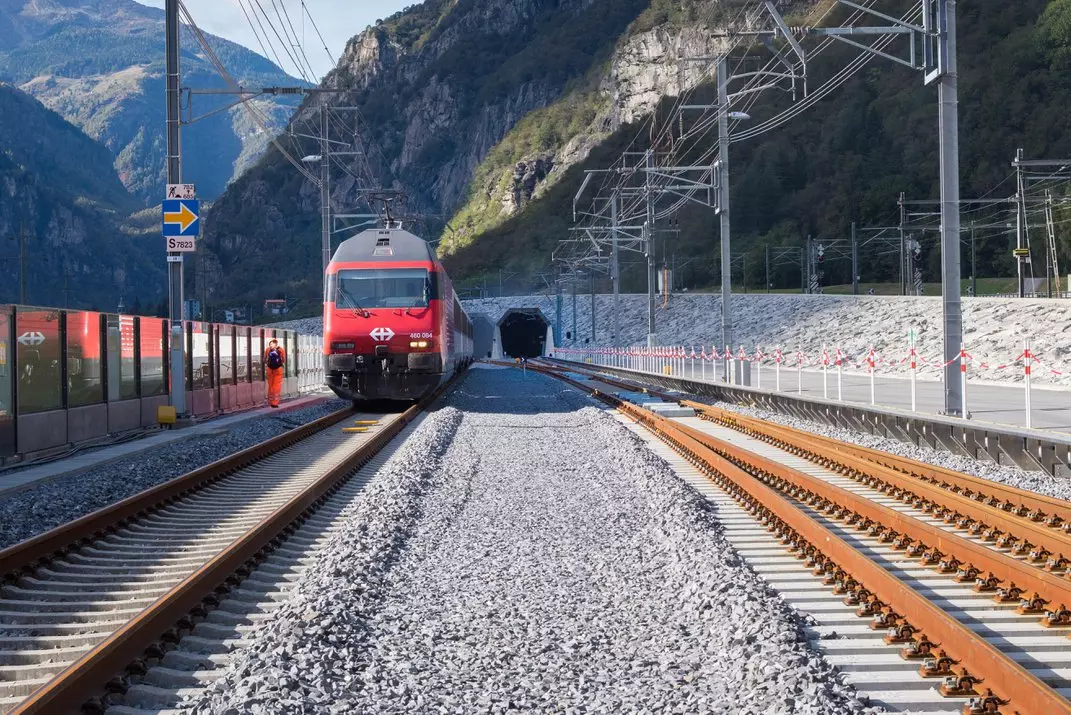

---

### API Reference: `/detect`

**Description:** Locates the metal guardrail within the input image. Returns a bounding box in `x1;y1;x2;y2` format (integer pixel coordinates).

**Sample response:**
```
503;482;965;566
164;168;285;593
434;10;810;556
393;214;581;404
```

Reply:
550;358;1071;478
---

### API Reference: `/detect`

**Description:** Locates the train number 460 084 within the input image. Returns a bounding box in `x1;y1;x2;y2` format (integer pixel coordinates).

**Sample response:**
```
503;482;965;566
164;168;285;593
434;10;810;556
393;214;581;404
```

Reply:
409;332;433;339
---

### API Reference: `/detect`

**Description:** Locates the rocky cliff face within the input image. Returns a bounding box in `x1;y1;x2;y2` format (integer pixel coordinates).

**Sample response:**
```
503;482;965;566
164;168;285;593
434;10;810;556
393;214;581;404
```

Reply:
201;0;646;310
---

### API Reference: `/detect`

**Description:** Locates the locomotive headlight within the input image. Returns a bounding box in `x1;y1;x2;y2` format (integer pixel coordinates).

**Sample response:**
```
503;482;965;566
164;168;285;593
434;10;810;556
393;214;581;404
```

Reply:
332;342;355;351
409;340;431;349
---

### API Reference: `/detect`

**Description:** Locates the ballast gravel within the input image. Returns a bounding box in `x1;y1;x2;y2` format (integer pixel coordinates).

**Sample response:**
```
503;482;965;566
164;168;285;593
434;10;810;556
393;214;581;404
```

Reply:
187;366;871;715
0;398;345;549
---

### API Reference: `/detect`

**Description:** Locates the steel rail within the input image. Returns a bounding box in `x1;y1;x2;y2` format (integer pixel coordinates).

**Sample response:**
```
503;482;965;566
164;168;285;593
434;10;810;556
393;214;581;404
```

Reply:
691;427;1071;610
0;406;353;583
559;363;1071;615
532;364;1071;715
9;374;459;713
691;404;1071;529
691;407;1071;580
539;363;1071;581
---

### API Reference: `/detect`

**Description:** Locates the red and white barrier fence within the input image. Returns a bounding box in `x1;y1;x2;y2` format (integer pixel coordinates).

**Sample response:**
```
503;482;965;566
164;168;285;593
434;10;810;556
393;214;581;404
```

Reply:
552;336;1057;426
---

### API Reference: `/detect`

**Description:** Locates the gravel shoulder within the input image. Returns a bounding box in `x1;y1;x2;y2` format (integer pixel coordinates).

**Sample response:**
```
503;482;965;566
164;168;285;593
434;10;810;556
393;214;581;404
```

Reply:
0;399;347;550
187;366;869;715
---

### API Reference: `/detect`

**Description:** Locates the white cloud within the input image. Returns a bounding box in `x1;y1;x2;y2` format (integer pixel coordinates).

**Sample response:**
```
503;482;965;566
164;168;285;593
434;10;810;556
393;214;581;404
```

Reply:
135;0;412;79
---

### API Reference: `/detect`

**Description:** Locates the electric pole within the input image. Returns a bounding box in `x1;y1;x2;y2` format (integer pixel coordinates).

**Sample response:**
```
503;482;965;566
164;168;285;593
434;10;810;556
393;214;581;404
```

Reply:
898;191;906;296
645;148;655;347
1015;147;1027;298
937;0;964;415
610;190;620;344
320;102;332;282
765;244;770;293
15;221;31;305
717;56;732;380
590;269;596;343
851;222;859;295
571;276;577;341
165;0;186;416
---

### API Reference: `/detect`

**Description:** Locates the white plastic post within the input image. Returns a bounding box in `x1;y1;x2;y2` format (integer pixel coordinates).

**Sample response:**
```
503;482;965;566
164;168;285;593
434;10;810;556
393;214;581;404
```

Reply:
1025;338;1033;429
868;347;876;406
702;352;706;381
691;350;696;380
797;353;803;395
837;351;843;401
756;347;762;390
725;345;731;385
909;328;917;412
835;357;843;402
960;343;968;419
822;345;828;400
775;350;781;392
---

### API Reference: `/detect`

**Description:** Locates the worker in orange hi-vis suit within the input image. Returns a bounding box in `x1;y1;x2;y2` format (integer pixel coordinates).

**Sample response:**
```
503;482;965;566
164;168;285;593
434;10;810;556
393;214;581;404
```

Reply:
264;339;286;408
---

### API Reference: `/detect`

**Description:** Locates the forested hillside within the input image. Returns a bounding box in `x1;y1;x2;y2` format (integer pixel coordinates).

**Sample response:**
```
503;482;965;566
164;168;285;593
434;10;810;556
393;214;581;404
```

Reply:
443;0;1071;293
0;84;165;308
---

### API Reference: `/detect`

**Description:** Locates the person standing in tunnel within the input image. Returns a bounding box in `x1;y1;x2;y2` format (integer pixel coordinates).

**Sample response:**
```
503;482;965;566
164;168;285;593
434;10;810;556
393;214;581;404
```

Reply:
264;338;286;408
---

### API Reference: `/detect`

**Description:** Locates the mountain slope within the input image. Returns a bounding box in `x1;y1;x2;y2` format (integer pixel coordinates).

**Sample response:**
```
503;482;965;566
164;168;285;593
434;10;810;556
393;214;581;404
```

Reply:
0;0;306;202
199;0;658;311
0;83;165;308
441;0;1071;294
200;0;1071;315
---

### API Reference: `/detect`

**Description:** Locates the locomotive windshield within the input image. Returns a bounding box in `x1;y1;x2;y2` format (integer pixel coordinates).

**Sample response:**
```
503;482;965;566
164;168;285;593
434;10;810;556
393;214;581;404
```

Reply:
332;268;435;309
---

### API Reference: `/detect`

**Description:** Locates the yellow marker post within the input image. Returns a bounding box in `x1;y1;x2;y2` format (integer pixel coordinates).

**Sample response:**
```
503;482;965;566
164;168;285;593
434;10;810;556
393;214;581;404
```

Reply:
341;427;369;434
353;420;379;425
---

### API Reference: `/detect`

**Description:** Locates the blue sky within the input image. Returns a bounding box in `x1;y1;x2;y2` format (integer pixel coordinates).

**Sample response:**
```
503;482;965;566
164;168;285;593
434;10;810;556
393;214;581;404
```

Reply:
136;0;413;79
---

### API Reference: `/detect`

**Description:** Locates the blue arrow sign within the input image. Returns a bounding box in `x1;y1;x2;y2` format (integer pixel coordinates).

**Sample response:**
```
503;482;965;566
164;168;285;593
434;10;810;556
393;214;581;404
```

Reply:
162;199;200;237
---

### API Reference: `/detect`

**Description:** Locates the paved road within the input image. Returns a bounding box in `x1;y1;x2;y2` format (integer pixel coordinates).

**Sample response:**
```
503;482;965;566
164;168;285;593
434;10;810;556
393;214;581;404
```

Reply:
598;360;1071;435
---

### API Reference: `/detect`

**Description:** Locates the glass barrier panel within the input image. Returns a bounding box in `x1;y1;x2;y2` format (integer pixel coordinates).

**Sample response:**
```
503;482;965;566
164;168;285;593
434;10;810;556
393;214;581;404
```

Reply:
0;308;13;455
236;327;250;383
68;311;104;407
252;329;264;382
191;322;212;391
107;315;121;402
16;308;63;414
106;315;138;401
288;331;298;378
217;324;234;386
141;319;167;397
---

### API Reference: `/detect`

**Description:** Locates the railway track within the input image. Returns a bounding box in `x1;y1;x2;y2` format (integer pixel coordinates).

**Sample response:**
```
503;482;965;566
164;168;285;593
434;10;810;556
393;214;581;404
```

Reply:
532;360;1071;715
0;382;450;713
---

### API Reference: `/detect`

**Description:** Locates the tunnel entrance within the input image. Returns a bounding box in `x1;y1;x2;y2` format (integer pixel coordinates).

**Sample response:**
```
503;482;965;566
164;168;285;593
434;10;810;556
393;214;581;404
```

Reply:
499;309;549;358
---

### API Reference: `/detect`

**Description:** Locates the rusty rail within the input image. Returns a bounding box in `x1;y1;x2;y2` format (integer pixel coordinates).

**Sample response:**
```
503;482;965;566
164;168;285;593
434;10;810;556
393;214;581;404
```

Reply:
0;406;353;583
9;371;461;713
532;363;1071;715
691;404;1071;529
538;362;1071;588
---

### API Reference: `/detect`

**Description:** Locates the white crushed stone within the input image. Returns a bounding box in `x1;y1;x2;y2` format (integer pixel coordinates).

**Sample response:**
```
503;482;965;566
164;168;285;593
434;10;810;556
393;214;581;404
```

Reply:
185;368;872;715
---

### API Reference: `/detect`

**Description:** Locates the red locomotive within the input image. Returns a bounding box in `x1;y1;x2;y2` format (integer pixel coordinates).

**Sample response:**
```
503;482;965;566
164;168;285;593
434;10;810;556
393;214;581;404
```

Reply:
323;226;474;403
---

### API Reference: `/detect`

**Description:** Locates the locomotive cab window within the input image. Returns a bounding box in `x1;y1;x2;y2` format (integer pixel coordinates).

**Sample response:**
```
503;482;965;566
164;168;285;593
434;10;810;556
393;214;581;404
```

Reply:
330;269;437;309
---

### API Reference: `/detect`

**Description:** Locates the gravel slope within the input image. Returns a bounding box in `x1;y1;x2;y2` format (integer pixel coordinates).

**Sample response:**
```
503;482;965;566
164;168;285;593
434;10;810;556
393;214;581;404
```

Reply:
290;293;1071;384
0;399;346;549
187;367;870;715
